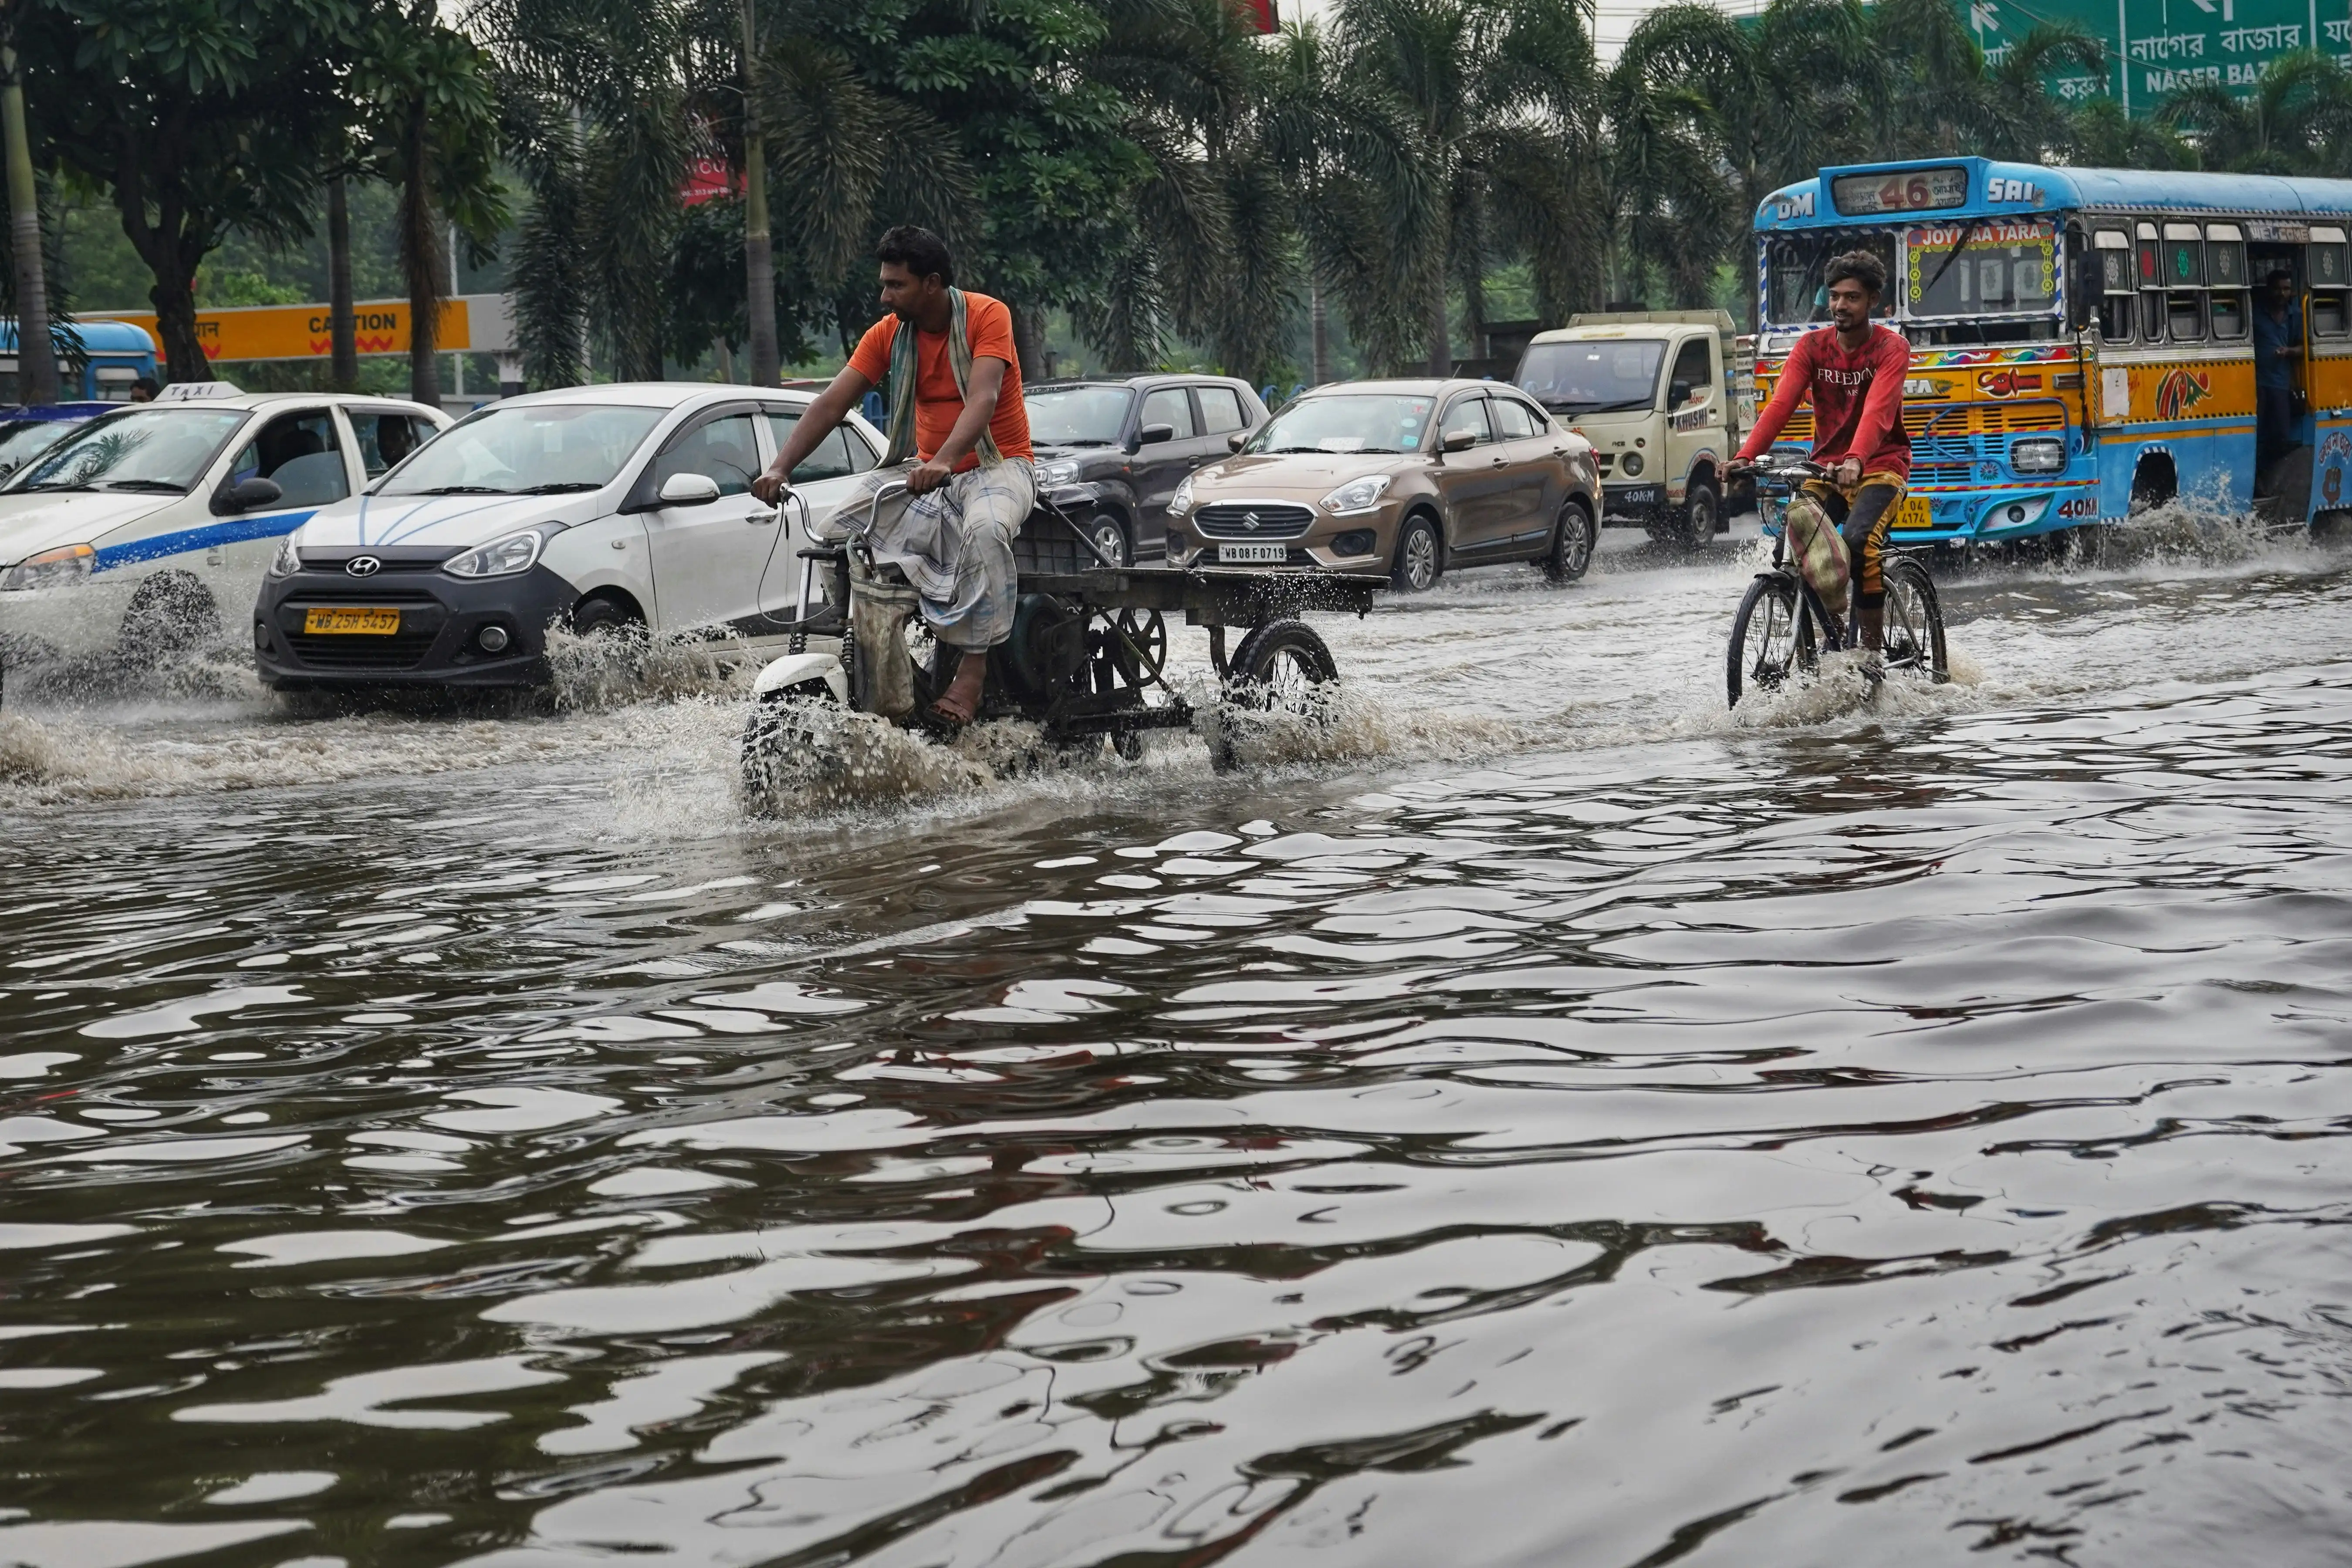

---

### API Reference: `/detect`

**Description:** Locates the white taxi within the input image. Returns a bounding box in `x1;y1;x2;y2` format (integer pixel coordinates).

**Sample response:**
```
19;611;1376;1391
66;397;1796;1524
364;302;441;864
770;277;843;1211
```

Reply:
0;385;450;660
253;383;887;689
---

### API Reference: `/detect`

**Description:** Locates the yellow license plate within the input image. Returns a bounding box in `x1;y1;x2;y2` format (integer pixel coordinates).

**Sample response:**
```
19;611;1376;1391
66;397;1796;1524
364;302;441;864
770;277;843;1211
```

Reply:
302;607;401;635
1893;494;1934;530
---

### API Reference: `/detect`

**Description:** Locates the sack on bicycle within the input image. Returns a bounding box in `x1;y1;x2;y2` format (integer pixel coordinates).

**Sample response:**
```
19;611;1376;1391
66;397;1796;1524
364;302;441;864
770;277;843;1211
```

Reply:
1782;488;1850;605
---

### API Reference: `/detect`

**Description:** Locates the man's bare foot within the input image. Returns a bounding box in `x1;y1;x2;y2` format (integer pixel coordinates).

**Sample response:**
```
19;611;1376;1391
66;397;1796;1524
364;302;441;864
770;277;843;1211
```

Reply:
931;650;986;724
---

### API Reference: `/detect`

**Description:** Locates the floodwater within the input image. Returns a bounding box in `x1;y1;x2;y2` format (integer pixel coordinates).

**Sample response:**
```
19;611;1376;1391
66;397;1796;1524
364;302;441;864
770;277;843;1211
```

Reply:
2;515;2349;1568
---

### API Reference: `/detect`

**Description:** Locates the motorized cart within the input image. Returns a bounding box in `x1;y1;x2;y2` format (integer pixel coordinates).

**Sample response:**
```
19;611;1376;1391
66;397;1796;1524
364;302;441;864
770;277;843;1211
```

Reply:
739;483;1382;804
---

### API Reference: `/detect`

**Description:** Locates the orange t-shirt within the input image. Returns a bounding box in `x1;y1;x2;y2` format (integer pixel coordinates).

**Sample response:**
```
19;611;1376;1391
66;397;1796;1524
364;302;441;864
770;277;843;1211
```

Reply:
846;292;1033;470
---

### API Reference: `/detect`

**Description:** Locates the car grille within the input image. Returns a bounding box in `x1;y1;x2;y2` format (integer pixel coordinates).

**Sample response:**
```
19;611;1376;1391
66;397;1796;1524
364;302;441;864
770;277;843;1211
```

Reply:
284;628;438;670
1194;502;1315;540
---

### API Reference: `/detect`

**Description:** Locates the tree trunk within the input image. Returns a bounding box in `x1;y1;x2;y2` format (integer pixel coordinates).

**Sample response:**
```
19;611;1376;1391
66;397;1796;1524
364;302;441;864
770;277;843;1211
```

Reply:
740;0;778;386
1309;271;1329;386
1425;253;1452;378
1011;301;1047;385
1;49;57;405
148;267;206;384
399;97;441;408
327;173;357;391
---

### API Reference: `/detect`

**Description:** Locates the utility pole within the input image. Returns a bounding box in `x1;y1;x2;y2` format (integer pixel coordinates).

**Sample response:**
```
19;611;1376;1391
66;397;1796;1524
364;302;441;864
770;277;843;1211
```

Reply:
740;0;779;385
1;43;58;406
327;173;358;390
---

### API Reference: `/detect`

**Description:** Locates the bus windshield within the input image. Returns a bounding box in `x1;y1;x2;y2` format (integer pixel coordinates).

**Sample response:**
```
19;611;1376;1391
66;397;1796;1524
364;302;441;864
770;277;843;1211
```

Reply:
1906;220;2056;318
1761;231;1899;326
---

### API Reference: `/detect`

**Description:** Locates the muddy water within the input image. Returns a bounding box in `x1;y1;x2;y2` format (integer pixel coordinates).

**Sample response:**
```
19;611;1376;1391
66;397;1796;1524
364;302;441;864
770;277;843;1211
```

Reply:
1;520;2349;1567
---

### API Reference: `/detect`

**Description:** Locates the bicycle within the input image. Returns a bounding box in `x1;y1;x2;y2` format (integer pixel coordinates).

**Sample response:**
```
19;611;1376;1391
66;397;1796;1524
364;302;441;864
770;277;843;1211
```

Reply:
1725;457;1949;707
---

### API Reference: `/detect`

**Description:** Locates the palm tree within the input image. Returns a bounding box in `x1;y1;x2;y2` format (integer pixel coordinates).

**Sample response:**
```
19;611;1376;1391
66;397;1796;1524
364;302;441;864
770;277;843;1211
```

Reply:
2156;50;2352;175
1601;21;1732;308
0;26;57;405
1328;0;1603;375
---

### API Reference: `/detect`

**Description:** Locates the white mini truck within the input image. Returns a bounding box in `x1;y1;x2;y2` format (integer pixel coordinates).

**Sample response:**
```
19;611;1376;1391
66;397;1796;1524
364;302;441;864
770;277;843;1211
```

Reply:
1512;310;1745;550
253;384;886;689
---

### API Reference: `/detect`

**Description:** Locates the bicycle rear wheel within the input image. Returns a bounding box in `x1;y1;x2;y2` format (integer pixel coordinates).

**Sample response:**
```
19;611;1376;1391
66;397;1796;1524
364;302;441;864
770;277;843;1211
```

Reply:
1727;573;1816;707
1880;556;1948;686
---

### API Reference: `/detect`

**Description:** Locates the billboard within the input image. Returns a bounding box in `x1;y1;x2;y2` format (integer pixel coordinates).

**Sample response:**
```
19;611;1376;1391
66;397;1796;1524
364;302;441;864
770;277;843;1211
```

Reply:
1967;0;2352;113
86;294;515;363
1237;0;1278;31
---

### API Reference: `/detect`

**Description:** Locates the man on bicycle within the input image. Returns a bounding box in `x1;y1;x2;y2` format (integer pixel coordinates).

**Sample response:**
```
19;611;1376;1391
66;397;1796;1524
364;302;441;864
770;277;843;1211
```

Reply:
1727;250;1910;674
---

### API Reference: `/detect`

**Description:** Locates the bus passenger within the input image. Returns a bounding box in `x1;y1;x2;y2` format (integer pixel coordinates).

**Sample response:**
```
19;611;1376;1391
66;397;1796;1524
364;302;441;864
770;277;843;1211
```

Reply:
1727;250;1911;677
2254;268;2301;481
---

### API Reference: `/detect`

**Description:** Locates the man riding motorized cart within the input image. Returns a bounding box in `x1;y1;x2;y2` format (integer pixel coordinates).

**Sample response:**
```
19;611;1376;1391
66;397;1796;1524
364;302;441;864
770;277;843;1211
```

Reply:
738;227;1380;800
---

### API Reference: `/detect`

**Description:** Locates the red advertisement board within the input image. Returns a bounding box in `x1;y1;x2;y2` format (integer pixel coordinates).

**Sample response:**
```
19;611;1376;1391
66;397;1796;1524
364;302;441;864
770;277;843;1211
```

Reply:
1237;0;1277;31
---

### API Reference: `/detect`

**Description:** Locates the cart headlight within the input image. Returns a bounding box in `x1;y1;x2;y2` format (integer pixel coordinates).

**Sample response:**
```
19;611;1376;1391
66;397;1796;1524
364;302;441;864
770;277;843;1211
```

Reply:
2011;438;2065;474
267;534;302;578
1320;474;1392;515
0;543;95;592
1169;476;1196;516
443;529;545;578
1035;458;1081;487
1618;451;1645;477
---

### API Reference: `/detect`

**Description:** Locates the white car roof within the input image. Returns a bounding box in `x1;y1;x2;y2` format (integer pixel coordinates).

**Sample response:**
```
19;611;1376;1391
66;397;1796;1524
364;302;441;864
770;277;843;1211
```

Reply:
142;390;447;416
492;382;818;411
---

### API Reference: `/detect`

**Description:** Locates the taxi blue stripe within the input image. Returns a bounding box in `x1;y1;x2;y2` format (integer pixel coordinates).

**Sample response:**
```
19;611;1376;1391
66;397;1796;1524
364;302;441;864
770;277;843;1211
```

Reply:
91;510;319;572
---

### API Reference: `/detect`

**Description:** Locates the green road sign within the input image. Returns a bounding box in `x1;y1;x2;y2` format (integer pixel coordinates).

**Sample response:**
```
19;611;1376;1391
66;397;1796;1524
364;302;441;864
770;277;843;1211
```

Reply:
1967;0;2352;114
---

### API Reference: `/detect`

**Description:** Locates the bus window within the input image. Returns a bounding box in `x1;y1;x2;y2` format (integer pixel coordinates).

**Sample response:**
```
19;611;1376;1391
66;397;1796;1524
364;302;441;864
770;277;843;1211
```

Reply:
2205;229;2245;287
2095;230;2133;341
2168;292;2206;341
2162;224;2203;287
2210;291;2248;339
2315;294;2350;338
2312;231;2349;338
2140;290;2166;341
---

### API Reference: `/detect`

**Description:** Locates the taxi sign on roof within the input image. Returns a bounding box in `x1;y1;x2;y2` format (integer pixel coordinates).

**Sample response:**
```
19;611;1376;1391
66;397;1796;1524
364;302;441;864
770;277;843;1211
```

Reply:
155;381;245;401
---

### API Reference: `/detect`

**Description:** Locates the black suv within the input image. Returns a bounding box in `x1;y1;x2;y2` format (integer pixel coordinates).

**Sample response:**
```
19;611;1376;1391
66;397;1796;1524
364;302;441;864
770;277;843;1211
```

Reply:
1024;374;1270;565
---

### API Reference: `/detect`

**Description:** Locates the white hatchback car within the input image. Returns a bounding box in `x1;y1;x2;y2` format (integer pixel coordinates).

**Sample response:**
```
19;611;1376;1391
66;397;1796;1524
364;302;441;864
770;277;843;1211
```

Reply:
0;387;449;661
254;383;888;689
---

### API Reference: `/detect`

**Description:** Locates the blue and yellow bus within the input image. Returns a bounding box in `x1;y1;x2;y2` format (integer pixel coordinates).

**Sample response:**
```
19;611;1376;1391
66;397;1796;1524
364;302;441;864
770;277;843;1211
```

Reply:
1748;156;2352;544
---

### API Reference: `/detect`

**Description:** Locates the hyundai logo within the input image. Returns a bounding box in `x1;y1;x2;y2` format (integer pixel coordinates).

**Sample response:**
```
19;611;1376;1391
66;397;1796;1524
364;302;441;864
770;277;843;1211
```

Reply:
1242;511;1261;532
345;555;382;578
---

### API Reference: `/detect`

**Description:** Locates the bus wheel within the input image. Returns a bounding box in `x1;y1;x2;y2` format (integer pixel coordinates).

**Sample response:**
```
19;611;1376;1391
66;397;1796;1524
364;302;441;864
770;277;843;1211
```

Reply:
2130;455;2177;514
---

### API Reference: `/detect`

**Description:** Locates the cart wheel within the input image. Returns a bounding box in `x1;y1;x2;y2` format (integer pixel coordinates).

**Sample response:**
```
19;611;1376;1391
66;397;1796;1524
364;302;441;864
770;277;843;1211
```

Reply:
1108;608;1167;683
1223;619;1337;706
1113;729;1145;761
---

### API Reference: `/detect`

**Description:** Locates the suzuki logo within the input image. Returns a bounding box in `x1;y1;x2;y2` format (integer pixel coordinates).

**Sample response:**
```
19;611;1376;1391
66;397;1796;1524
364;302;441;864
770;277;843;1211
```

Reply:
345;555;382;577
1242;511;1261;531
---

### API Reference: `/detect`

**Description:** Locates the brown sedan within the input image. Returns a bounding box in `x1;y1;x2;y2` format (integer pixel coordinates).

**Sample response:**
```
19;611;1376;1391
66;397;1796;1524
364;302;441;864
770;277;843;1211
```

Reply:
1162;378;1600;591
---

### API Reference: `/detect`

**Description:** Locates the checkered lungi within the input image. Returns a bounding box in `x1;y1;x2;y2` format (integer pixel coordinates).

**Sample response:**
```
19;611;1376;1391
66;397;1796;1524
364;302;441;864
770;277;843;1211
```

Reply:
845;459;1035;652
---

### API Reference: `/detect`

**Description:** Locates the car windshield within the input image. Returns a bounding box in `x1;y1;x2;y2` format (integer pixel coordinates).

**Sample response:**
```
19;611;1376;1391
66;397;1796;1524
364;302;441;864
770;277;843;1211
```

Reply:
0;419;83;477
377;403;665;495
7;408;247;492
1517;341;1665;413
1249;394;1431;455
1025;385;1132;446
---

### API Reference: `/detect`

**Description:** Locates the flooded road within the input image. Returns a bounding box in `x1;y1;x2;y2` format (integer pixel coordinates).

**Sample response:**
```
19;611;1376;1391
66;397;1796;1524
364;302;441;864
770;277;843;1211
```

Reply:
2;520;2349;1567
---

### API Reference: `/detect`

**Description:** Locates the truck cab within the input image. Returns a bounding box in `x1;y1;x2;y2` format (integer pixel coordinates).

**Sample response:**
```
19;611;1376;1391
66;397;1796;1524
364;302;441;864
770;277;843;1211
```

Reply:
1511;310;1741;550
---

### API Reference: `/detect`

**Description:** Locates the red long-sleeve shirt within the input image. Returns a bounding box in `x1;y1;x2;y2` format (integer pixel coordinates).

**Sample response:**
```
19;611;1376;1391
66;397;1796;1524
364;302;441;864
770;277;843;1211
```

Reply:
1737;323;1911;480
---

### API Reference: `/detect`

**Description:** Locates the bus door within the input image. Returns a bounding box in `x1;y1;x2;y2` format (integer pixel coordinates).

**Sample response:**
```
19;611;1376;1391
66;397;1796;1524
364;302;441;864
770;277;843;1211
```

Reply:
2305;228;2352;520
2247;234;2308;508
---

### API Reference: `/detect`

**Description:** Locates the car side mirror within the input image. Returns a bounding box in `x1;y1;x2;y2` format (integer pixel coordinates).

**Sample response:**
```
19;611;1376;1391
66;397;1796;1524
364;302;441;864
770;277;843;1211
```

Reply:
657;472;722;507
1134;423;1176;449
1227;431;1247;453
218;476;283;514
1441;428;1478;453
1669;379;1695;408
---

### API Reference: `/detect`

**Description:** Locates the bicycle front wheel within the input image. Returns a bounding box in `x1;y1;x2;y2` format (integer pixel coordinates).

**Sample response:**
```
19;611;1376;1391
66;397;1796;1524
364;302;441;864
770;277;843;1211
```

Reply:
1727;573;1816;707
1880;556;1948;686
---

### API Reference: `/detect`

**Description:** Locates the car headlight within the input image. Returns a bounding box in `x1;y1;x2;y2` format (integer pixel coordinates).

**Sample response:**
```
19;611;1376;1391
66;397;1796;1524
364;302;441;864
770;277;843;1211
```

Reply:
1035;458;1081;487
0;543;95;592
267;534;302;578
1169;475;1196;516
1619;451;1645;477
1320;474;1392;515
443;529;546;578
2011;438;2065;474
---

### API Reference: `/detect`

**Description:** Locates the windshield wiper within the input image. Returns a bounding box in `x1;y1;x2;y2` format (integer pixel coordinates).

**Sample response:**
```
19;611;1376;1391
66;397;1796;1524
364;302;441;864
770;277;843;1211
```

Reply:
1053;439;1115;448
408;484;516;495
518;481;601;493
1554;398;1651;414
1922;217;1985;306
22;481;100;492
96;479;185;492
